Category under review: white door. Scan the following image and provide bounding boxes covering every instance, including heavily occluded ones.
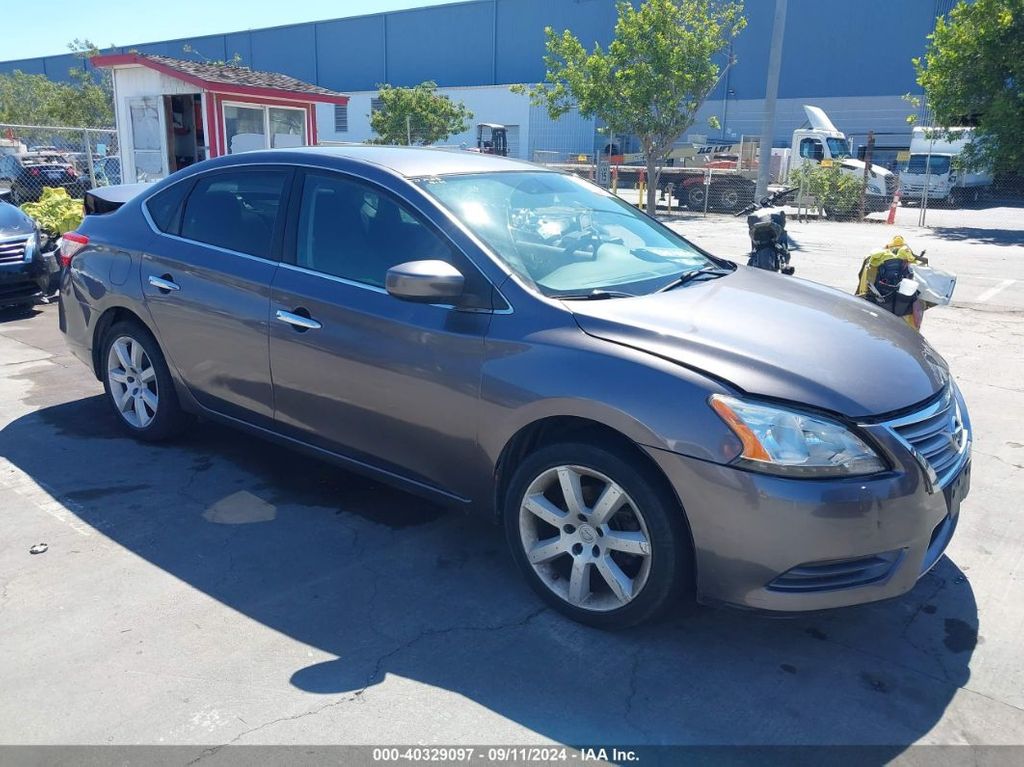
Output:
[128,96,169,182]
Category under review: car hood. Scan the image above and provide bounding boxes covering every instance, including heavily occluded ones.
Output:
[566,267,949,418]
[0,202,36,235]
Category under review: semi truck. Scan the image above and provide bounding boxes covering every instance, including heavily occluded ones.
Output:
[787,105,896,213]
[900,127,992,207]
[542,106,896,216]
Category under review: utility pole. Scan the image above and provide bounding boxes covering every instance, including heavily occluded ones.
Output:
[858,131,875,220]
[755,0,788,201]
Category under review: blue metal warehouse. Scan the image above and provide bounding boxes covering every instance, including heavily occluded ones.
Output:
[0,0,957,159]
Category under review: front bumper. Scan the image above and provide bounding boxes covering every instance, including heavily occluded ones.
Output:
[647,393,971,612]
[0,261,45,307]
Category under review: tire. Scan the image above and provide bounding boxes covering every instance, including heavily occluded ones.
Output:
[10,185,22,206]
[711,184,754,213]
[100,320,189,441]
[686,185,708,210]
[504,441,692,628]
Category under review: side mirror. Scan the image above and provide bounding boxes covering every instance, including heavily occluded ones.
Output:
[385,260,465,304]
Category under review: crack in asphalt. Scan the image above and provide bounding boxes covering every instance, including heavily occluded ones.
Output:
[186,606,549,761]
[622,647,653,741]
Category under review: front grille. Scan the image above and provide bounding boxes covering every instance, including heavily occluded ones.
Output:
[767,550,903,593]
[0,236,30,264]
[884,385,969,490]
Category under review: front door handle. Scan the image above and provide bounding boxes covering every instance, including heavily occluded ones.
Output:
[275,308,322,331]
[148,274,180,292]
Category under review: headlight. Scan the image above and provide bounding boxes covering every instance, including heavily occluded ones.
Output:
[709,394,886,477]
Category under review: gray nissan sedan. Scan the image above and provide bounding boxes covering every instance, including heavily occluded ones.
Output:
[58,147,971,627]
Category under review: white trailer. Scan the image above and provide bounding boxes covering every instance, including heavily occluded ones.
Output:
[900,127,993,207]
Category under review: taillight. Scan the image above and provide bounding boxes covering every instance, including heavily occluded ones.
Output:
[67,165,78,178]
[30,167,40,176]
[59,232,89,268]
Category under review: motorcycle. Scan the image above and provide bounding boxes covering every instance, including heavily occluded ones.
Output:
[735,187,798,275]
[856,240,957,331]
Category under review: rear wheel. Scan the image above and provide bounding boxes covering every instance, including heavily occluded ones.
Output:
[712,184,754,213]
[101,321,188,441]
[505,441,692,628]
[685,185,708,210]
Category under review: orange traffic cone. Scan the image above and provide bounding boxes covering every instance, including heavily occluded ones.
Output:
[887,186,901,225]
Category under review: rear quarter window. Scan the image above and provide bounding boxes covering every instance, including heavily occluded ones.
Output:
[145,180,192,235]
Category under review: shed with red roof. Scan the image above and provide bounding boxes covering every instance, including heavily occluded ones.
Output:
[91,53,348,183]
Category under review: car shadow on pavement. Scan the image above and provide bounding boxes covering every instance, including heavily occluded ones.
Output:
[2,394,980,749]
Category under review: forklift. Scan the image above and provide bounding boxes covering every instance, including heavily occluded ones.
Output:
[476,123,508,156]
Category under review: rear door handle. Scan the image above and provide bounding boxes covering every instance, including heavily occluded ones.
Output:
[275,309,322,331]
[148,274,180,292]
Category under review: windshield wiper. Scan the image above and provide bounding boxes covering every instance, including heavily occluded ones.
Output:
[556,289,636,300]
[657,265,734,293]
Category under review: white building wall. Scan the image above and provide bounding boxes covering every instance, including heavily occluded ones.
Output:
[316,84,928,164]
[316,85,533,159]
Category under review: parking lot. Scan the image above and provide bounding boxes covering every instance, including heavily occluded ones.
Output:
[1,205,1023,751]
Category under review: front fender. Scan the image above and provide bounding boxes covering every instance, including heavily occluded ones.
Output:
[479,321,743,470]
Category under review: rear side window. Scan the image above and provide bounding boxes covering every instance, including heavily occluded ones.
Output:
[180,169,289,259]
[145,181,192,234]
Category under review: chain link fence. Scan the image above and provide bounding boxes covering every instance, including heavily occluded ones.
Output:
[1,124,120,204]
[528,127,1024,233]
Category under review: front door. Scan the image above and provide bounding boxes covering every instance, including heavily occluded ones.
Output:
[269,169,492,500]
[141,166,292,425]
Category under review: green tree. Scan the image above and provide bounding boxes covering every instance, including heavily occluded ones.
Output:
[58,39,115,127]
[516,0,745,214]
[912,0,1024,173]
[790,162,863,220]
[369,81,473,146]
[0,40,114,128]
[0,71,65,125]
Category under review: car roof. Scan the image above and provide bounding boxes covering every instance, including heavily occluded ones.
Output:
[283,145,547,178]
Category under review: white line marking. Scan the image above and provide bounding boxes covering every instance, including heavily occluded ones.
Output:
[976,279,1016,303]
[0,461,92,537]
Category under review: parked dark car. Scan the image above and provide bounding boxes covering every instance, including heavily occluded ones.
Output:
[58,147,971,627]
[0,201,58,309]
[0,153,88,204]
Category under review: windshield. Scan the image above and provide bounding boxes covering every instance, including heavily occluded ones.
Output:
[905,154,952,175]
[415,171,713,297]
[826,137,851,158]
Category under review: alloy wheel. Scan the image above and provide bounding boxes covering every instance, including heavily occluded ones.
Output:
[518,465,652,612]
[106,335,159,429]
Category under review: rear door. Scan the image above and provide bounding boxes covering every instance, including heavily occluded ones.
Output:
[268,169,494,499]
[141,166,292,426]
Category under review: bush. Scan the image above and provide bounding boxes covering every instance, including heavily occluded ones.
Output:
[19,187,84,236]
[790,162,864,220]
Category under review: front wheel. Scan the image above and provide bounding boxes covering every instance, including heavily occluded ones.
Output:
[101,321,189,441]
[504,442,692,628]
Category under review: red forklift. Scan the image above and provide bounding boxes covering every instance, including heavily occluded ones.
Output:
[476,123,508,156]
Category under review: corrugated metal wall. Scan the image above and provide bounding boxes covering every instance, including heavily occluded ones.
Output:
[2,0,943,101]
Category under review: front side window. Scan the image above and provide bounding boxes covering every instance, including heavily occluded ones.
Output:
[800,138,824,160]
[415,171,712,297]
[295,172,452,288]
[180,169,288,258]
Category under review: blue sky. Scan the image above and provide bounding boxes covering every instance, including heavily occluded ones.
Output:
[2,0,452,61]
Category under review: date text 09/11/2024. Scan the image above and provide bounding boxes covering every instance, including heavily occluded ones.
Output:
[371,747,640,762]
